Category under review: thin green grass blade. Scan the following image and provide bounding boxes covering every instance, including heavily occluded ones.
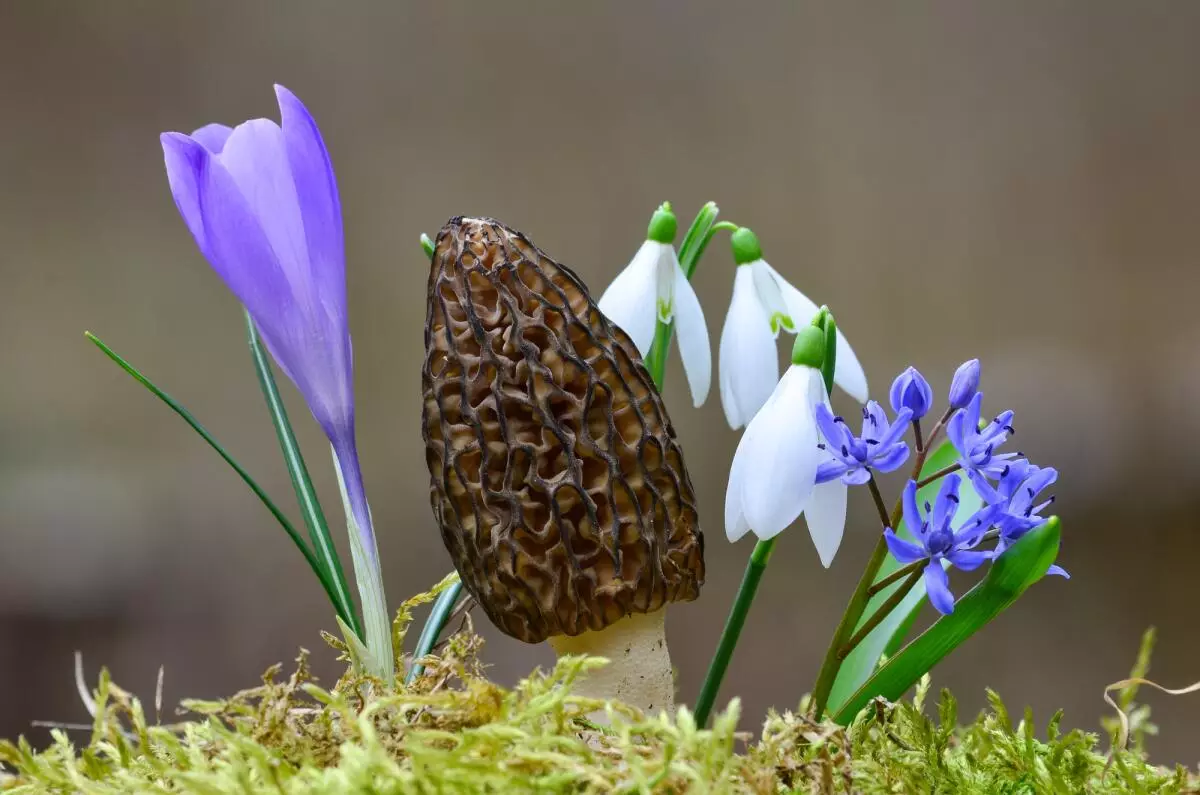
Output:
[244,312,362,638]
[85,331,353,628]
[832,517,1062,724]
[827,441,981,713]
[405,576,463,685]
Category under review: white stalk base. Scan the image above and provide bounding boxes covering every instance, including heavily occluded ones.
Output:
[549,610,674,720]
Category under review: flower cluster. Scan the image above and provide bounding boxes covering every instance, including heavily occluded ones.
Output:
[724,353,1064,612]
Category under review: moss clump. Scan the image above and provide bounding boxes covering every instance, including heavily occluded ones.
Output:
[0,592,1193,793]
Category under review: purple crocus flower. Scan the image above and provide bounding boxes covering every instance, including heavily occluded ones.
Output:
[814,401,911,486]
[946,392,1020,480]
[889,366,933,421]
[160,85,392,676]
[883,475,999,615]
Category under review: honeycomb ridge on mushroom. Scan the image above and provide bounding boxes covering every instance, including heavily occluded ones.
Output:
[421,216,704,644]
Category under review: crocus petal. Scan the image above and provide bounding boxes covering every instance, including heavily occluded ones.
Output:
[719,266,779,429]
[805,479,847,567]
[597,240,661,356]
[670,258,711,407]
[924,563,956,615]
[761,262,868,403]
[883,530,926,564]
[741,367,821,540]
[160,133,292,332]
[191,123,233,153]
[217,119,312,289]
[276,84,345,304]
[947,549,988,572]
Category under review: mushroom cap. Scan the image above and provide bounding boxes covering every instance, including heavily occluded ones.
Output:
[421,217,705,644]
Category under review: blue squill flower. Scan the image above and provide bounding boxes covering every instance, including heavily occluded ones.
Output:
[948,358,981,410]
[883,475,999,615]
[815,401,911,486]
[972,461,1067,577]
[889,366,933,421]
[947,392,1020,480]
[160,85,393,677]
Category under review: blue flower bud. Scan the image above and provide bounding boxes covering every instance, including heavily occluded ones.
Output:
[948,359,981,410]
[889,366,933,420]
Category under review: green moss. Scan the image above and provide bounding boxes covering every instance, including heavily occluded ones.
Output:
[1,590,1191,793]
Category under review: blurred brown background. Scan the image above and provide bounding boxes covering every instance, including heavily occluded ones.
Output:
[2,1,1198,766]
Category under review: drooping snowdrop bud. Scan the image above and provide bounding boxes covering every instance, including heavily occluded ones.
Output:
[718,227,867,430]
[598,203,711,407]
[724,318,848,567]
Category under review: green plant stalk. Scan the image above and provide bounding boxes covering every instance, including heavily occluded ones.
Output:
[692,537,776,726]
[832,518,1061,723]
[85,332,354,628]
[244,312,361,639]
[810,408,953,717]
[332,446,395,681]
[404,578,464,685]
[643,204,737,388]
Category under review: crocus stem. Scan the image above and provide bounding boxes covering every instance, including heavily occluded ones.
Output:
[404,576,463,685]
[644,204,736,388]
[331,442,394,681]
[811,407,957,717]
[693,538,776,727]
[839,568,923,657]
[245,312,361,639]
[915,462,962,488]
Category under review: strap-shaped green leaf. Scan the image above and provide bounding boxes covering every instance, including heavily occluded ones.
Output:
[827,441,979,713]
[86,332,354,628]
[832,516,1062,724]
[245,312,361,638]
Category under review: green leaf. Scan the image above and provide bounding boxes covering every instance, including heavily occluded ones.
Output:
[827,441,978,713]
[404,576,464,685]
[244,311,361,638]
[832,516,1062,724]
[85,331,349,626]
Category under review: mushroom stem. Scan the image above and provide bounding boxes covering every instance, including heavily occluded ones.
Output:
[549,610,674,720]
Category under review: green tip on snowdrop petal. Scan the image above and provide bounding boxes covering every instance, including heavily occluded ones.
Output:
[730,227,762,265]
[790,325,825,369]
[646,202,677,244]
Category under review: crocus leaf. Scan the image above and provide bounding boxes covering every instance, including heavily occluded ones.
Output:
[826,441,980,713]
[85,331,353,628]
[245,311,361,639]
[832,516,1062,724]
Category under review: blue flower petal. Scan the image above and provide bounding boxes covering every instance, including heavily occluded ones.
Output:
[901,480,924,539]
[842,466,872,486]
[947,549,988,572]
[871,442,910,473]
[924,563,956,615]
[191,123,234,153]
[883,530,926,563]
[1047,564,1070,579]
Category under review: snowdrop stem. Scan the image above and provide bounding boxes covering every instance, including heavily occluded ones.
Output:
[692,537,776,728]
[644,204,736,388]
[839,568,924,658]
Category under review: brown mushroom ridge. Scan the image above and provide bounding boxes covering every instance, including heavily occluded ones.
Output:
[421,217,704,644]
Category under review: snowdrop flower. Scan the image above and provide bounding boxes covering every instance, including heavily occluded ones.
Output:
[598,203,710,407]
[725,324,848,567]
[160,85,393,678]
[719,227,868,429]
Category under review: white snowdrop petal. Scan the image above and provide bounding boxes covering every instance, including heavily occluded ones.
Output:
[741,368,821,540]
[805,479,848,568]
[670,260,712,408]
[724,425,755,542]
[719,267,779,429]
[597,241,661,356]
[762,262,870,403]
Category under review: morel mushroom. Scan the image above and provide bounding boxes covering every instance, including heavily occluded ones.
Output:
[421,216,704,716]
